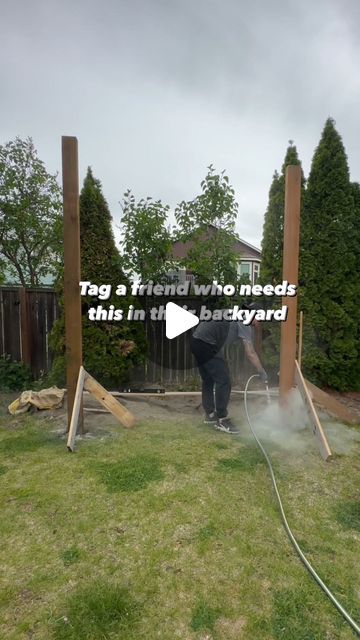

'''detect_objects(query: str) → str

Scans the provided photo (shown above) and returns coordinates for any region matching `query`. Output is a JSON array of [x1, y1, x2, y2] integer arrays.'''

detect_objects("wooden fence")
[[0, 287, 59, 379], [0, 289, 260, 388]]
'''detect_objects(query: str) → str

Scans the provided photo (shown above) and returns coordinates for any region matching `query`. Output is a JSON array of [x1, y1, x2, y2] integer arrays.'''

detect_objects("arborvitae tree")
[[50, 168, 146, 388], [261, 142, 304, 285], [260, 143, 304, 374], [300, 118, 358, 390]]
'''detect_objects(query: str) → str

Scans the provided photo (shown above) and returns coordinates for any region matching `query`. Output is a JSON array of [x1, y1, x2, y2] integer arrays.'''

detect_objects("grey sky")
[[1, 0, 359, 248]]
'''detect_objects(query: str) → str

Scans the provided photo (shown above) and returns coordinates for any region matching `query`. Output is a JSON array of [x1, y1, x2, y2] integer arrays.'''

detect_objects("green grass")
[[92, 454, 164, 492], [0, 397, 359, 639], [190, 600, 222, 632], [51, 582, 140, 639], [60, 546, 81, 566]]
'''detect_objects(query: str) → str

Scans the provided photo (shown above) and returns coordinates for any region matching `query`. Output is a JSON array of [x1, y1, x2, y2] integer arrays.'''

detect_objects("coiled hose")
[[243, 374, 360, 637]]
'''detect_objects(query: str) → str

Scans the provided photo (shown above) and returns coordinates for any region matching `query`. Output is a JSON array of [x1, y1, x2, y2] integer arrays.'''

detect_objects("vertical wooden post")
[[298, 310, 304, 369], [62, 137, 83, 432], [279, 165, 301, 403], [19, 287, 31, 369]]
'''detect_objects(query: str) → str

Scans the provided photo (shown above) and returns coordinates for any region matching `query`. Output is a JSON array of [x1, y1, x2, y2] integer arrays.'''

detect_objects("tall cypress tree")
[[50, 168, 146, 387], [260, 143, 304, 373], [261, 142, 304, 286], [300, 118, 358, 390]]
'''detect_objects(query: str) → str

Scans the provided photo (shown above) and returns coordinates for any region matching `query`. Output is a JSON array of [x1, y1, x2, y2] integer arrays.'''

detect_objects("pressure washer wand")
[[264, 382, 271, 405]]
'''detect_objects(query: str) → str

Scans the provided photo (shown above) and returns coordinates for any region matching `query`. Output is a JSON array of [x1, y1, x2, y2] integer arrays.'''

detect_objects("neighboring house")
[[171, 224, 261, 285]]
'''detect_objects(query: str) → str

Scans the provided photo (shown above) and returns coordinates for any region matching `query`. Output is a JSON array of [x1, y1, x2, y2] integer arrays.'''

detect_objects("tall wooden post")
[[279, 165, 301, 403], [62, 137, 83, 432]]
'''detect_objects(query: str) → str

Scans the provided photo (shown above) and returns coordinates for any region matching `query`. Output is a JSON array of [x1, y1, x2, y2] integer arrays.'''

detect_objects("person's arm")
[[243, 341, 267, 381]]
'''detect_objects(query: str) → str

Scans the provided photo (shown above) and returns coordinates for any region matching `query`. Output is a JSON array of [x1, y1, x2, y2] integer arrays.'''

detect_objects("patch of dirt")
[[215, 616, 247, 638]]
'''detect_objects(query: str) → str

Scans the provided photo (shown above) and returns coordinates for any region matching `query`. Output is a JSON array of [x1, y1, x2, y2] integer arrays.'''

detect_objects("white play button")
[[165, 302, 199, 339]]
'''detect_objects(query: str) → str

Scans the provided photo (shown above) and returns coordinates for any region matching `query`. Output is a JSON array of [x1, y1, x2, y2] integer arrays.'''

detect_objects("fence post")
[[19, 287, 32, 368], [62, 136, 83, 433]]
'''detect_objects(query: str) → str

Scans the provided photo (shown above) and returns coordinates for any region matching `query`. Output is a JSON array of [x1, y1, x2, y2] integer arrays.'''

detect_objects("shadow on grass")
[[92, 454, 164, 493], [51, 582, 140, 640], [334, 500, 360, 532], [216, 446, 265, 473], [0, 428, 59, 457]]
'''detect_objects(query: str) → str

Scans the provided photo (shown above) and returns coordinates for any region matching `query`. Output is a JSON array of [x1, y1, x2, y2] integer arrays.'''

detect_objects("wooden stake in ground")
[[279, 165, 302, 403], [294, 360, 332, 461], [62, 136, 83, 433], [298, 310, 304, 369], [67, 367, 136, 452]]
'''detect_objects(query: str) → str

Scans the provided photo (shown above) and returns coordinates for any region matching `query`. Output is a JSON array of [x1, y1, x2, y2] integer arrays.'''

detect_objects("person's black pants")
[[190, 336, 231, 419]]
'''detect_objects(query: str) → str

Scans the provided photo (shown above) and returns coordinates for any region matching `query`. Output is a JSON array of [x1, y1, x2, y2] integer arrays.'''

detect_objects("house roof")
[[172, 225, 261, 261]]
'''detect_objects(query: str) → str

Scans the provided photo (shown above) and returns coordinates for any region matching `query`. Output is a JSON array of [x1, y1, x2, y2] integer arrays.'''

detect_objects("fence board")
[[0, 289, 261, 387], [0, 287, 59, 379]]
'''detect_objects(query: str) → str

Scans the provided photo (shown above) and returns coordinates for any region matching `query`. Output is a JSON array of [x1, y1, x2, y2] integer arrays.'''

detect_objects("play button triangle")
[[165, 302, 199, 339]]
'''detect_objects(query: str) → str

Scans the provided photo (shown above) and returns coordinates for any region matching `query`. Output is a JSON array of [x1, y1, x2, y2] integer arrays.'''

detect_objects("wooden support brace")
[[67, 367, 136, 451], [67, 366, 86, 452], [83, 372, 135, 428], [294, 360, 332, 461], [304, 379, 357, 425]]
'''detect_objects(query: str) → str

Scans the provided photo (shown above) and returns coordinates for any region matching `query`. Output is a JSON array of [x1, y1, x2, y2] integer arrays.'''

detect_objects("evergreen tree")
[[260, 143, 304, 374], [50, 168, 146, 387], [261, 141, 304, 285], [300, 118, 358, 390]]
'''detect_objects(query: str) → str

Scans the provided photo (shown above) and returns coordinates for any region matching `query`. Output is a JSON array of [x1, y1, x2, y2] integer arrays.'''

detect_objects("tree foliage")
[[174, 165, 240, 284], [0, 137, 62, 285], [120, 191, 173, 282], [50, 168, 146, 388], [300, 118, 359, 390], [260, 143, 304, 373], [261, 142, 304, 285]]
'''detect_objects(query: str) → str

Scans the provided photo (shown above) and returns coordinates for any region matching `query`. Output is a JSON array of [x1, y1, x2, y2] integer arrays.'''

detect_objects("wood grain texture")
[[62, 136, 83, 432], [295, 360, 332, 461], [279, 165, 301, 402], [305, 379, 357, 425], [84, 373, 136, 428], [67, 366, 86, 452]]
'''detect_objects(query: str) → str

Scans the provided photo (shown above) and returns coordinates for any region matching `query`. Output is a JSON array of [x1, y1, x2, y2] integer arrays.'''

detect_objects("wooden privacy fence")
[[0, 289, 261, 387], [0, 287, 59, 379], [129, 297, 262, 387]]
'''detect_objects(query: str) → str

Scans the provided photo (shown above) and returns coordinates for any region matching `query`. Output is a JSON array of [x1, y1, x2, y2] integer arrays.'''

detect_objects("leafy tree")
[[174, 165, 240, 284], [120, 191, 173, 282], [300, 118, 359, 390], [0, 257, 5, 284], [50, 168, 146, 388], [0, 137, 62, 286]]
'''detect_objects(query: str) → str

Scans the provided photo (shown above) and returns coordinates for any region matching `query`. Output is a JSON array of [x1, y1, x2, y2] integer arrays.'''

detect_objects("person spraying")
[[190, 313, 267, 434]]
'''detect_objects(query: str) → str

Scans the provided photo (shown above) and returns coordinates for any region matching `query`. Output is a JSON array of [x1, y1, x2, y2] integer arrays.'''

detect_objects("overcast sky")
[[1, 0, 359, 248]]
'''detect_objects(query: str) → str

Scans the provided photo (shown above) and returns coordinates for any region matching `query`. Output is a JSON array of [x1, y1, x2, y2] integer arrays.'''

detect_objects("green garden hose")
[[243, 374, 360, 637]]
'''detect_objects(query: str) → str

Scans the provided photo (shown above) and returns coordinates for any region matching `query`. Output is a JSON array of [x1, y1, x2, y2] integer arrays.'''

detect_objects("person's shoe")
[[204, 411, 218, 424], [215, 417, 240, 434]]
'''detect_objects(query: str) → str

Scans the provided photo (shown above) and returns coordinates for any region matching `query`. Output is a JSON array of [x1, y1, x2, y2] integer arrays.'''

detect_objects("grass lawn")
[[0, 392, 359, 640]]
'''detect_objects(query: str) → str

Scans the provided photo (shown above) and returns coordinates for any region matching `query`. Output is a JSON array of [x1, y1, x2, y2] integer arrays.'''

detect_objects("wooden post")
[[19, 287, 31, 368], [298, 310, 304, 369], [62, 137, 83, 433], [279, 165, 301, 403]]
